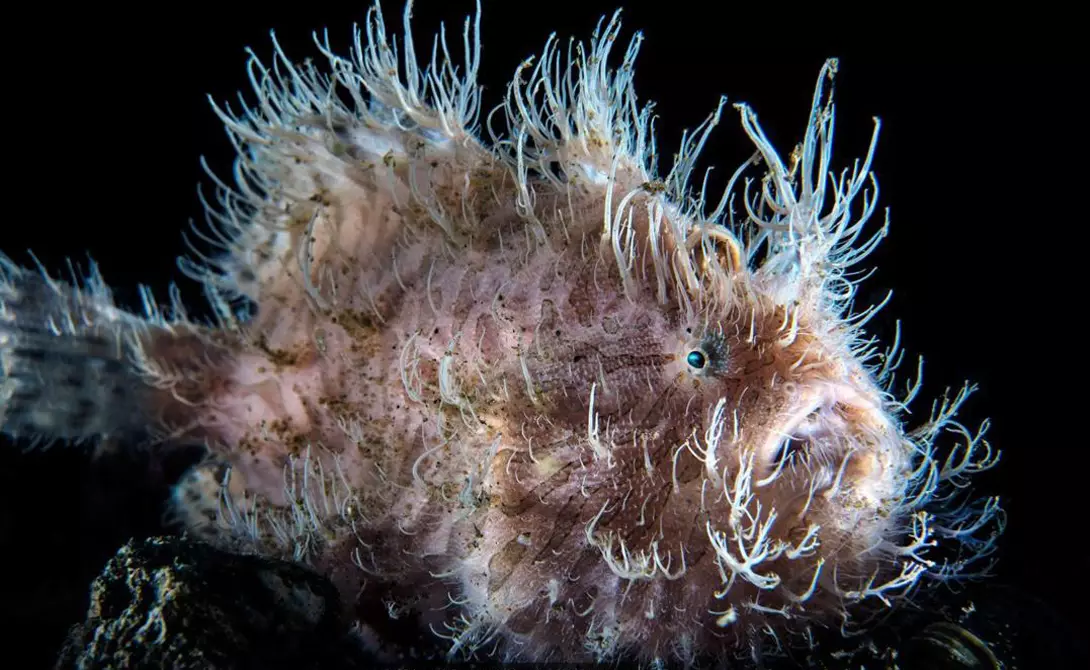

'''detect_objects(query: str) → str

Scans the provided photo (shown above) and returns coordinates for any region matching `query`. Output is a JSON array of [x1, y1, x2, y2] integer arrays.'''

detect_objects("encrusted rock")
[[56, 535, 369, 670]]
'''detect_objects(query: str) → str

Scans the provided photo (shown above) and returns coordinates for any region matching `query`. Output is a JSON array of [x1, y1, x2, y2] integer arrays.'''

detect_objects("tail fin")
[[1, 256, 153, 445]]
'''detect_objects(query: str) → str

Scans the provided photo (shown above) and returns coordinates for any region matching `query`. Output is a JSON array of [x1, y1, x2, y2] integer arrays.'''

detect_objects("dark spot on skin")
[[13, 346, 47, 363]]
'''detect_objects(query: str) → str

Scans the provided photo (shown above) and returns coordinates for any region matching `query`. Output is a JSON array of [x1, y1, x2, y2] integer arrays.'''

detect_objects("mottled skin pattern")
[[0, 2, 1002, 667]]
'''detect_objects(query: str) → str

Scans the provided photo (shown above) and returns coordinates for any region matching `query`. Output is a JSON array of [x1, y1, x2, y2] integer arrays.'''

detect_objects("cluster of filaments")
[[155, 0, 1004, 664]]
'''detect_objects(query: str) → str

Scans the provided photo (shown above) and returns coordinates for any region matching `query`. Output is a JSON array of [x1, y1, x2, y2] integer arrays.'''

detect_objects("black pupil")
[[687, 350, 706, 369]]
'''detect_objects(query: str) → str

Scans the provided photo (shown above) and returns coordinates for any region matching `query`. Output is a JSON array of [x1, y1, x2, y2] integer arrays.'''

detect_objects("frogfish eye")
[[686, 350, 707, 370]]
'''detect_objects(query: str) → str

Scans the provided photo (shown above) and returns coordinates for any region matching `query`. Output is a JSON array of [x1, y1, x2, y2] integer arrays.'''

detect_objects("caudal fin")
[[1, 256, 154, 445]]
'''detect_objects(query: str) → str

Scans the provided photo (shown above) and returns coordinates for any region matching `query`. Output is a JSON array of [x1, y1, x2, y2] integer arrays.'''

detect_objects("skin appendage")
[[0, 2, 1003, 666]]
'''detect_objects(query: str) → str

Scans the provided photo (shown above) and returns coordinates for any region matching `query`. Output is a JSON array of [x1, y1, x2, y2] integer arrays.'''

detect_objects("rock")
[[56, 535, 371, 670]]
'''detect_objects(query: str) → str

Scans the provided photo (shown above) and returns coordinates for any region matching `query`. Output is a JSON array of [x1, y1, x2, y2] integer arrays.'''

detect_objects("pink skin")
[[150, 185, 908, 662]]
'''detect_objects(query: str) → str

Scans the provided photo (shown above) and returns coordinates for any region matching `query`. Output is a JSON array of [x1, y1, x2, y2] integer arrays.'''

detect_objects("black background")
[[2, 1, 1083, 666]]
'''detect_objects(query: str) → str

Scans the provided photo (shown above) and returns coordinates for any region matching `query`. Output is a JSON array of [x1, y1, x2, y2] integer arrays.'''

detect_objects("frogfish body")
[[0, 2, 1002, 666]]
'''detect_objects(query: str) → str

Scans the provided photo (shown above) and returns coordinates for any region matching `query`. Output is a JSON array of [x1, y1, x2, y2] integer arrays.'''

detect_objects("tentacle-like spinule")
[[0, 2, 1003, 666]]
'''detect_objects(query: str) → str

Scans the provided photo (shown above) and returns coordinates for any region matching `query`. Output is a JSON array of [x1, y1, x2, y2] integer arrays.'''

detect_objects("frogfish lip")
[[754, 383, 892, 489]]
